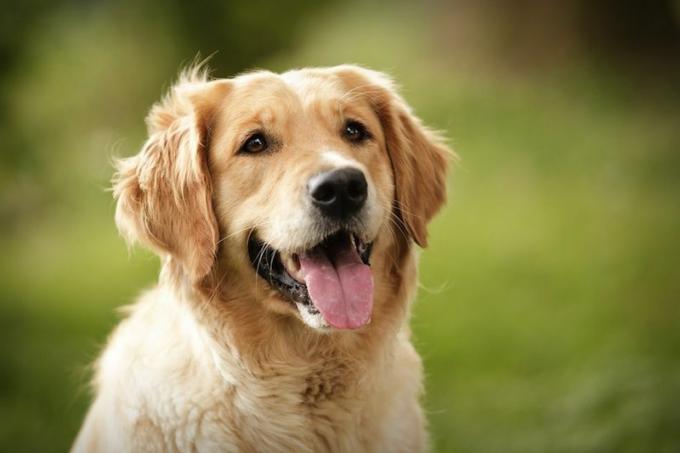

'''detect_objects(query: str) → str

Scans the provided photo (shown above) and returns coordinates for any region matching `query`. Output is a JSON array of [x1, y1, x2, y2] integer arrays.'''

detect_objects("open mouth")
[[248, 230, 374, 329]]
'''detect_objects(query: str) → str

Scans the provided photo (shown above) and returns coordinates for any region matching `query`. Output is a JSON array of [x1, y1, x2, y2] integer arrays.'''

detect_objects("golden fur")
[[73, 65, 451, 452]]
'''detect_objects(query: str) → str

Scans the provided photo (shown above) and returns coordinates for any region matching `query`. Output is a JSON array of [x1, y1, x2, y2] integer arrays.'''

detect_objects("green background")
[[1, 1, 679, 451]]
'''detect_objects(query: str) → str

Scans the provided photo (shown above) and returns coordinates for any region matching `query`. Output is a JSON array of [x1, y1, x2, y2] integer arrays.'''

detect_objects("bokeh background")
[[1, 0, 679, 451]]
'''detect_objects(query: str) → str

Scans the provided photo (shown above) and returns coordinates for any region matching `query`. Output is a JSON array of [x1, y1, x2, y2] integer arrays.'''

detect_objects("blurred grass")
[[1, 2, 679, 452], [417, 74, 680, 451]]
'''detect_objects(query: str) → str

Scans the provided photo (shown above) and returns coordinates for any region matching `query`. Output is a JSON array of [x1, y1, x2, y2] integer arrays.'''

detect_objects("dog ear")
[[381, 100, 451, 247], [335, 66, 452, 247], [113, 70, 231, 282]]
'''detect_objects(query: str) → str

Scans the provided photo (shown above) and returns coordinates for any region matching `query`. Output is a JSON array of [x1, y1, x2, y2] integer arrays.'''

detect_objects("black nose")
[[308, 167, 368, 219]]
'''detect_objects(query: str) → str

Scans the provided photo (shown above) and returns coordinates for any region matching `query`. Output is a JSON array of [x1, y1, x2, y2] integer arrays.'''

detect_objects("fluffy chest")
[[126, 356, 371, 451], [214, 363, 367, 452]]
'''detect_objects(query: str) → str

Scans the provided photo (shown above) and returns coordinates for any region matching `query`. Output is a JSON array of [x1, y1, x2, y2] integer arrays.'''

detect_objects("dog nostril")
[[311, 181, 336, 204], [347, 177, 367, 202]]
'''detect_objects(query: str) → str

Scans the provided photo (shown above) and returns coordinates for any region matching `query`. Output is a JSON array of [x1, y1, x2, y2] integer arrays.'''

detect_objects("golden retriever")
[[73, 64, 451, 452]]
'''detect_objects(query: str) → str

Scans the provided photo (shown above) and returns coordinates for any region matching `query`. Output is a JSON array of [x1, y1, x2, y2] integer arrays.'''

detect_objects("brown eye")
[[240, 133, 268, 154], [343, 120, 370, 143]]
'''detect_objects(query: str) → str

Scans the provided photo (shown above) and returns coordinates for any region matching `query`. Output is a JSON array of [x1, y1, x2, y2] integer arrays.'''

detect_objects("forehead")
[[224, 70, 370, 121]]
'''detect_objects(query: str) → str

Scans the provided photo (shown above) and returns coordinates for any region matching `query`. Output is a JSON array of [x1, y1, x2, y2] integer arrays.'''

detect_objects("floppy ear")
[[381, 99, 451, 247], [113, 70, 230, 282], [335, 66, 452, 247]]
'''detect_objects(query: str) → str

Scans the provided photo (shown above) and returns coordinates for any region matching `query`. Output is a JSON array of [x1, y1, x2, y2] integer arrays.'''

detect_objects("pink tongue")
[[299, 237, 373, 329]]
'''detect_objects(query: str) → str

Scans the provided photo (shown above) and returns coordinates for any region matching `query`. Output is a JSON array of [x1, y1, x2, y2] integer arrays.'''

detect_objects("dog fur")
[[72, 65, 451, 452]]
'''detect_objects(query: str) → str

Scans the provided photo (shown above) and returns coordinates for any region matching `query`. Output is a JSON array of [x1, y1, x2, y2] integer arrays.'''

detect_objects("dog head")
[[114, 65, 451, 330]]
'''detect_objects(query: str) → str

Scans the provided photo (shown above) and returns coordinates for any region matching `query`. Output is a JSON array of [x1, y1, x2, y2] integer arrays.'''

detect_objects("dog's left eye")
[[240, 133, 268, 154], [342, 120, 371, 144]]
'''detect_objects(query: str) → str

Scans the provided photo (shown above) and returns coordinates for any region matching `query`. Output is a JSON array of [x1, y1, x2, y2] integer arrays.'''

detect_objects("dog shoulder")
[[76, 287, 240, 452]]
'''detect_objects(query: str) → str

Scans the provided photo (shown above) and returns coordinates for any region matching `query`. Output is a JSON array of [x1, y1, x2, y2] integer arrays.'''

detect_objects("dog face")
[[114, 65, 450, 330]]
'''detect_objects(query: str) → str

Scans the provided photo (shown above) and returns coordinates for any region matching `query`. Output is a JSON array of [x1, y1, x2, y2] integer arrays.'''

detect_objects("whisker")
[[388, 211, 410, 241], [391, 204, 430, 223], [216, 219, 273, 246], [268, 245, 277, 286], [254, 241, 270, 291], [198, 268, 229, 316], [377, 198, 411, 241]]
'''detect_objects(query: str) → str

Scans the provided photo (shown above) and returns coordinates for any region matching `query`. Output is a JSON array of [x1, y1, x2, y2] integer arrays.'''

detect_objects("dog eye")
[[240, 133, 268, 154], [342, 120, 370, 143]]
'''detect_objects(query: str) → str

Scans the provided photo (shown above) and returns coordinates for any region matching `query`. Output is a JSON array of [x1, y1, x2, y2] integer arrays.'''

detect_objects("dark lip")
[[247, 230, 373, 310]]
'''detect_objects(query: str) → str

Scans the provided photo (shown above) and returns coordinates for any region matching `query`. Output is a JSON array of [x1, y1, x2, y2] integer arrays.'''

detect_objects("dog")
[[72, 64, 451, 452]]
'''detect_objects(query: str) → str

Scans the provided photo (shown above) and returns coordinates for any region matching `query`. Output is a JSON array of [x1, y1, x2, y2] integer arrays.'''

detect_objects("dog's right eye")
[[240, 133, 268, 154], [342, 120, 371, 144]]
